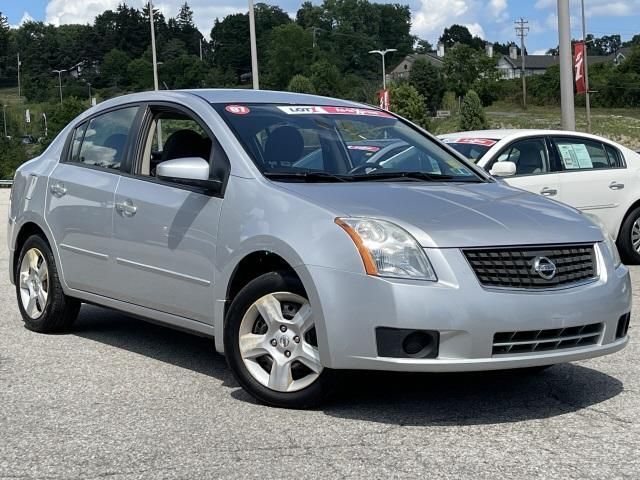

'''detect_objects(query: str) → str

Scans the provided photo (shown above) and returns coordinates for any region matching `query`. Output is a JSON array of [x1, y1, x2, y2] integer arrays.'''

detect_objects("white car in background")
[[439, 130, 640, 264]]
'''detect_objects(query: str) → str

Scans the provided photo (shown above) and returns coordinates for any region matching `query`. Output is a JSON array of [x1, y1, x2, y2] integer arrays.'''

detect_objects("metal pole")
[[581, 0, 592, 133], [17, 53, 21, 99], [515, 18, 529, 109], [248, 0, 259, 89], [42, 113, 47, 137], [199, 38, 203, 61], [88, 83, 92, 105], [558, 0, 576, 130], [149, 1, 159, 91], [381, 52, 386, 90], [58, 71, 63, 103], [2, 105, 7, 137]]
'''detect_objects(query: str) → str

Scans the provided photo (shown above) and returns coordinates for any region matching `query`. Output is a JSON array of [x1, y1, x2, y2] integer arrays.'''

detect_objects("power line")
[[515, 17, 529, 109]]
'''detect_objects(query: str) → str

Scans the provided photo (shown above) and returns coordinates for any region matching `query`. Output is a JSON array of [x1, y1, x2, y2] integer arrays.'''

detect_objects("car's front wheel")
[[224, 272, 331, 408], [617, 206, 640, 264], [15, 235, 80, 332]]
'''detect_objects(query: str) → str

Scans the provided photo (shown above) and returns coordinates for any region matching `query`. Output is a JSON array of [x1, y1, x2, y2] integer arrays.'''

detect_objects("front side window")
[[493, 138, 549, 175], [214, 104, 483, 183], [72, 107, 138, 170], [553, 137, 622, 170]]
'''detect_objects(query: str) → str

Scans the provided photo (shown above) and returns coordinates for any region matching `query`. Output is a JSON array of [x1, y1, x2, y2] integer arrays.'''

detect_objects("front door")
[[109, 106, 223, 322], [45, 106, 139, 296]]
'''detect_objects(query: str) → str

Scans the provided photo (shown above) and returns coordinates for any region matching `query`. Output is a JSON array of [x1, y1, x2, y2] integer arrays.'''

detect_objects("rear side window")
[[604, 144, 625, 168], [69, 107, 139, 171], [552, 137, 619, 170]]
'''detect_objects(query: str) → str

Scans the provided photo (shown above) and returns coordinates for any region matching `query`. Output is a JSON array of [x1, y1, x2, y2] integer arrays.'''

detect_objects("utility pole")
[[149, 1, 159, 91], [199, 38, 203, 61], [581, 0, 592, 133], [515, 18, 529, 109], [558, 0, 576, 130], [17, 53, 21, 100], [248, 0, 259, 89]]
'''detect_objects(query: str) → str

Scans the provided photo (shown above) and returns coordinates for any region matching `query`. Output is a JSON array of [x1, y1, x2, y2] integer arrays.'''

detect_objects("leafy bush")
[[388, 83, 430, 130], [287, 75, 316, 94], [459, 90, 487, 131], [0, 137, 27, 179]]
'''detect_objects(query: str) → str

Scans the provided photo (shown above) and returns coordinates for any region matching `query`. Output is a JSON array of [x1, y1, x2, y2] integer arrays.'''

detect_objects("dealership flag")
[[574, 42, 586, 94], [378, 89, 390, 110]]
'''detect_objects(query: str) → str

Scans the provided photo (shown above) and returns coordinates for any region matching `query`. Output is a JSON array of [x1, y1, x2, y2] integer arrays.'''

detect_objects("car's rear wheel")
[[15, 235, 80, 333], [224, 271, 331, 408], [617, 207, 640, 264]]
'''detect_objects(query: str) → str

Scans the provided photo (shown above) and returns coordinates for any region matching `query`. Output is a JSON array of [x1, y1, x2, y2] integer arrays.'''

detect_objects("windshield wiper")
[[351, 171, 455, 182], [263, 171, 352, 183]]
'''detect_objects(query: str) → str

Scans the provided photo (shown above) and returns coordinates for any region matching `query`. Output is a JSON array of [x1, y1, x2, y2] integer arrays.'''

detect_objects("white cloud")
[[535, 0, 640, 17], [532, 49, 548, 55], [11, 11, 34, 28], [44, 0, 245, 35], [489, 0, 509, 22], [412, 0, 471, 38], [465, 22, 485, 39]]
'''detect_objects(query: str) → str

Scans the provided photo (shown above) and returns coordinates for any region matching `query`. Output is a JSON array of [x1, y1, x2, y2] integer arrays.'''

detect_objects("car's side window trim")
[[487, 136, 553, 178], [60, 103, 143, 174], [126, 101, 231, 198], [550, 135, 627, 172]]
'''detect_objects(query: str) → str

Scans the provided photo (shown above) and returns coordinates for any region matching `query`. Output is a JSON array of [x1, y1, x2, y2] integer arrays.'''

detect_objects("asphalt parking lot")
[[0, 189, 639, 480]]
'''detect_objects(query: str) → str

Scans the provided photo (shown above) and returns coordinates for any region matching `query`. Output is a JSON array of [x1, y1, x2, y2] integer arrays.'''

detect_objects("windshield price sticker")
[[225, 105, 251, 115], [445, 138, 497, 147], [277, 106, 394, 118]]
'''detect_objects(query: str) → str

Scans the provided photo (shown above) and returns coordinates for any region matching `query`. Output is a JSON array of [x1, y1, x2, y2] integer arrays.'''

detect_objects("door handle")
[[540, 187, 557, 196], [609, 181, 625, 190], [115, 199, 137, 217], [49, 182, 67, 197]]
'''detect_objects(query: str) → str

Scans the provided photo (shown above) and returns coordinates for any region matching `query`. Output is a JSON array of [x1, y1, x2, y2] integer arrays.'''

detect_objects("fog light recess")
[[376, 327, 439, 359]]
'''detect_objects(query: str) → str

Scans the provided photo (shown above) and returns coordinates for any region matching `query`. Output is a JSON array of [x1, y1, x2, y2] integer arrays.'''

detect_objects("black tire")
[[617, 207, 640, 264], [224, 271, 332, 408], [15, 234, 81, 333]]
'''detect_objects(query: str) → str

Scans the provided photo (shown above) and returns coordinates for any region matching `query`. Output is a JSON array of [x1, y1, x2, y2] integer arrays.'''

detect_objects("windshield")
[[441, 138, 497, 163], [214, 104, 484, 183]]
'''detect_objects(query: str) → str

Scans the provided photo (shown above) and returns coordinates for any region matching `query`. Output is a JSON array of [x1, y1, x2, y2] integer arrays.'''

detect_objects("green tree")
[[265, 24, 313, 89], [102, 49, 130, 87], [409, 58, 445, 114], [127, 58, 153, 91], [388, 83, 430, 130], [439, 24, 484, 50], [414, 39, 433, 54], [48, 97, 88, 139], [310, 59, 343, 97], [287, 75, 316, 94], [0, 137, 27, 180], [444, 44, 480, 97], [459, 90, 487, 131]]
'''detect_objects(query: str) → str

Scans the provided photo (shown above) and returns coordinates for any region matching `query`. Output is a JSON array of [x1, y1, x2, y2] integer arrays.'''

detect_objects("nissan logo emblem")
[[533, 256, 557, 280]]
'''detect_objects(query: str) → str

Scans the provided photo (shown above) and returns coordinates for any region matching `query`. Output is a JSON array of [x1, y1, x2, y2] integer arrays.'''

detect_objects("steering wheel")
[[348, 163, 385, 175]]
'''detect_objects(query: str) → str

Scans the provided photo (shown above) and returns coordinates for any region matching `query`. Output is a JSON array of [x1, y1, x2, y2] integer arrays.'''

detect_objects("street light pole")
[[557, 0, 575, 130], [248, 0, 259, 89], [149, 0, 159, 91], [368, 49, 397, 90], [2, 105, 7, 138], [199, 38, 203, 61], [52, 69, 67, 103], [581, 0, 592, 133]]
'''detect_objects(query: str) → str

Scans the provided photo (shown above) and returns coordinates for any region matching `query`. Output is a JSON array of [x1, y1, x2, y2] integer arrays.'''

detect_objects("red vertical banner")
[[378, 89, 389, 110], [574, 42, 586, 94]]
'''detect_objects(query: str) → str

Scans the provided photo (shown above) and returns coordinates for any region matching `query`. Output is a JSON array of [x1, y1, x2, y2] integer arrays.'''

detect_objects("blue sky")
[[2, 0, 639, 55]]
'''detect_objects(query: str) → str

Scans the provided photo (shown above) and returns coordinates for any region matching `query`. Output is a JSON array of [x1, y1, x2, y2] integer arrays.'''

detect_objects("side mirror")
[[490, 161, 517, 177], [156, 157, 222, 193]]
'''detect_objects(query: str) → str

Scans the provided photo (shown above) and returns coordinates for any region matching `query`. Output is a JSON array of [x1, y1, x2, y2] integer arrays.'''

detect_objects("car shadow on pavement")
[[73, 305, 623, 425], [322, 366, 624, 425], [73, 305, 239, 388]]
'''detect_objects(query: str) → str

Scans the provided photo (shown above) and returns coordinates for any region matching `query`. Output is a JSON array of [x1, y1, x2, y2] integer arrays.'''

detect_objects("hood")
[[280, 181, 602, 248]]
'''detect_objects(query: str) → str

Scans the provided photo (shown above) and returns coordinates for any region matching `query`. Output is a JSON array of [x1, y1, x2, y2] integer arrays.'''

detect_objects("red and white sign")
[[347, 145, 381, 152], [574, 42, 586, 94], [378, 89, 390, 110], [225, 105, 251, 115], [443, 138, 497, 147], [277, 105, 393, 118]]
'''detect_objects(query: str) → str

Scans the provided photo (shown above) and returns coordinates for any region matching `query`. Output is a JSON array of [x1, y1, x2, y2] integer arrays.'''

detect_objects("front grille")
[[492, 323, 603, 355], [463, 244, 596, 289]]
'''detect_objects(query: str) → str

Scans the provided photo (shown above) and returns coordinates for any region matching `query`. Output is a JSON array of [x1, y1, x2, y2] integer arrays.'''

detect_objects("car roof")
[[437, 129, 621, 144]]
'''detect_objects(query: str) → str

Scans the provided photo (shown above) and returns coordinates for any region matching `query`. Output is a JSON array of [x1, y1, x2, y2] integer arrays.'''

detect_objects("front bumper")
[[299, 244, 631, 371]]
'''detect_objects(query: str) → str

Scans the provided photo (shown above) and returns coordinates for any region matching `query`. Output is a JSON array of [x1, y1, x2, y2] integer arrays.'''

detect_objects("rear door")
[[46, 105, 140, 296], [485, 136, 562, 199], [551, 136, 629, 236]]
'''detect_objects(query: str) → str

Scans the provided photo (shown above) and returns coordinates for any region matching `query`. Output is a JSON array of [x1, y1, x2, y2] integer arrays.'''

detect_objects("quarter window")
[[552, 137, 617, 170], [70, 107, 138, 171]]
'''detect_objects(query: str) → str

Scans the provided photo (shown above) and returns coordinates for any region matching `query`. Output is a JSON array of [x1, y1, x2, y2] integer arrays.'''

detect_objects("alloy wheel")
[[238, 292, 323, 392], [19, 248, 49, 319]]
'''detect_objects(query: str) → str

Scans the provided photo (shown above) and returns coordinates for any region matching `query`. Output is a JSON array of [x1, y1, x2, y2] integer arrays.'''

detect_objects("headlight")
[[584, 213, 621, 268], [335, 217, 437, 281]]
